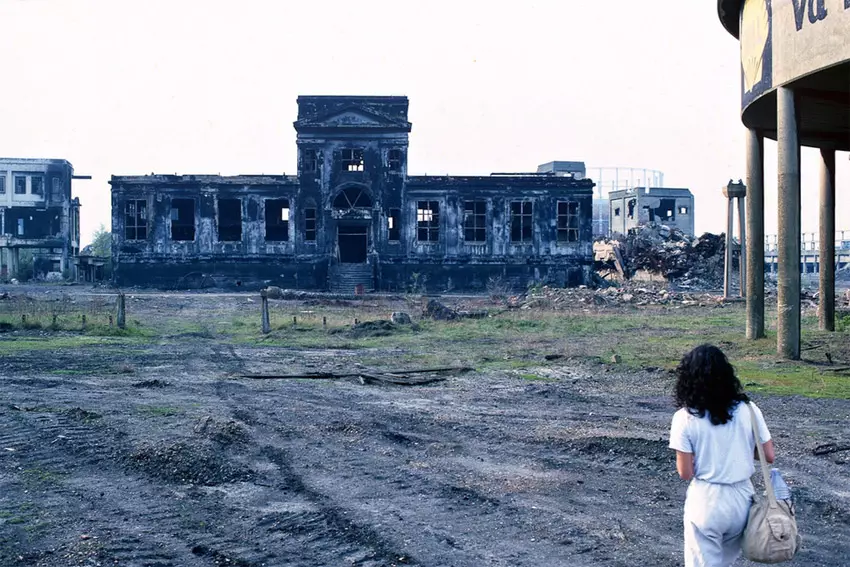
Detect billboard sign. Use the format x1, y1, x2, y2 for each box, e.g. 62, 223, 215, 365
741, 0, 850, 110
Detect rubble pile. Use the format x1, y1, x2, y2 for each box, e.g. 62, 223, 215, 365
422, 299, 488, 321
514, 284, 726, 310
595, 224, 726, 289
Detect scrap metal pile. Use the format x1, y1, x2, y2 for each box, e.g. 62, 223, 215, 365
594, 223, 727, 290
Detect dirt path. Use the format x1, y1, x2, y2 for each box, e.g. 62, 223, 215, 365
1, 336, 848, 566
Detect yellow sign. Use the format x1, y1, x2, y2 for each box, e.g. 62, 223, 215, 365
742, 0, 771, 93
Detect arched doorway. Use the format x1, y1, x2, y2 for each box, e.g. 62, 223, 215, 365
332, 186, 372, 264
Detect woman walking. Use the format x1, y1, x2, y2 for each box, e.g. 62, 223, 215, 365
668, 344, 775, 567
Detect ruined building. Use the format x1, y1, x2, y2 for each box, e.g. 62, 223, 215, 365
1, 158, 82, 281
608, 187, 694, 237
110, 96, 595, 292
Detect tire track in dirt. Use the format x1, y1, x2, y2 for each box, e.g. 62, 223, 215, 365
237, 381, 685, 567
0, 404, 200, 566
256, 445, 417, 566
207, 355, 419, 567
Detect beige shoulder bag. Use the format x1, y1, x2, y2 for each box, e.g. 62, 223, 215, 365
742, 402, 801, 563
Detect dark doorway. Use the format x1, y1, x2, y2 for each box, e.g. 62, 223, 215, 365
338, 224, 368, 263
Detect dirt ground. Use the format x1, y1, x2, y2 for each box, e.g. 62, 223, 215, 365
0, 286, 848, 566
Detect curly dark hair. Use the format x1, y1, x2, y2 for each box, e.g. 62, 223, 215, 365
674, 344, 749, 425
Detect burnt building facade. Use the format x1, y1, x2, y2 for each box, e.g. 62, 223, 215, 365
110, 96, 594, 292
0, 158, 81, 281
608, 187, 695, 236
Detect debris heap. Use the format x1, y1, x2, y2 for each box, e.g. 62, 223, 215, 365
594, 223, 726, 289
514, 284, 726, 310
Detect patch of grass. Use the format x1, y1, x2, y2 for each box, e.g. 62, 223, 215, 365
48, 369, 88, 376
736, 361, 850, 398
518, 373, 553, 382
137, 405, 182, 417
0, 335, 147, 354
21, 467, 62, 485
84, 324, 148, 337
836, 312, 850, 333
24, 520, 51, 534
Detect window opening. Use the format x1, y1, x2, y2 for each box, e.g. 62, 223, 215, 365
614, 207, 620, 217
388, 208, 401, 241
51, 178, 62, 200
627, 199, 635, 219
302, 149, 318, 172
31, 176, 43, 197
679, 206, 689, 215
125, 199, 147, 240
0, 176, 5, 194
464, 200, 487, 243
305, 208, 317, 242
341, 148, 364, 172
170, 198, 195, 241
510, 201, 533, 243
333, 186, 372, 209
265, 199, 290, 241
14, 176, 26, 195
416, 201, 440, 242
642, 205, 655, 222
217, 198, 242, 242
387, 149, 402, 171
557, 201, 580, 243
654, 198, 676, 221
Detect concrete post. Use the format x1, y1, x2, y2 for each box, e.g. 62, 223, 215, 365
777, 87, 801, 359
724, 195, 734, 298
746, 130, 765, 339
9, 248, 18, 280
261, 290, 270, 334
737, 195, 747, 298
818, 148, 836, 331
116, 292, 126, 330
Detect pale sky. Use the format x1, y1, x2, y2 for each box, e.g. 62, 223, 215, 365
1, 0, 846, 247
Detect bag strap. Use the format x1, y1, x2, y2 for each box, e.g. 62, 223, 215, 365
746, 402, 778, 507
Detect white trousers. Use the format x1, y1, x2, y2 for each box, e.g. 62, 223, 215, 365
683, 478, 754, 567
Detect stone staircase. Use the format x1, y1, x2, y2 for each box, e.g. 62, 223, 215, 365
329, 263, 373, 294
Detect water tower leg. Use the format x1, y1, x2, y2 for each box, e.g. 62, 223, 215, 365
818, 148, 836, 332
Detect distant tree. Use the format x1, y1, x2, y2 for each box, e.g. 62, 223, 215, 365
89, 224, 112, 258
87, 224, 113, 279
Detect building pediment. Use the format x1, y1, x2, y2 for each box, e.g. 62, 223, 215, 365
323, 110, 391, 127
294, 106, 411, 132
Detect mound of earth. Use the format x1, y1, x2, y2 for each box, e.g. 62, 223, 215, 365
344, 320, 398, 338
193, 415, 251, 446
127, 441, 254, 486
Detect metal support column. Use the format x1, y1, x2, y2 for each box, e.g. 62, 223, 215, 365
724, 196, 734, 298
746, 129, 765, 339
737, 195, 747, 297
818, 148, 836, 331
723, 180, 746, 300
777, 87, 801, 359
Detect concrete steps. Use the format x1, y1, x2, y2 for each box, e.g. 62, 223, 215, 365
329, 263, 373, 294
